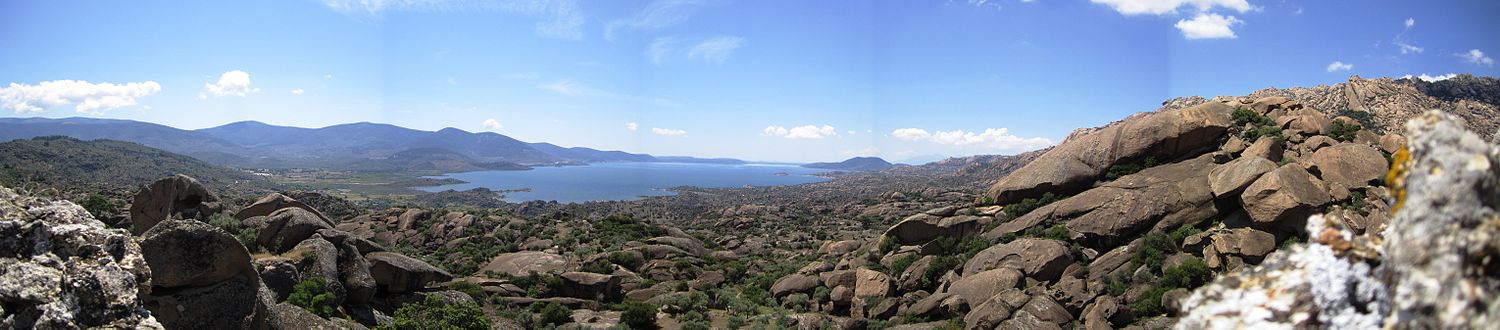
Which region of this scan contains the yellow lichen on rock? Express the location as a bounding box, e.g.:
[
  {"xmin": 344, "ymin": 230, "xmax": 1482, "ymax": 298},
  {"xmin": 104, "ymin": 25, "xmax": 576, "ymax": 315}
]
[{"xmin": 1386, "ymin": 145, "xmax": 1410, "ymax": 213}]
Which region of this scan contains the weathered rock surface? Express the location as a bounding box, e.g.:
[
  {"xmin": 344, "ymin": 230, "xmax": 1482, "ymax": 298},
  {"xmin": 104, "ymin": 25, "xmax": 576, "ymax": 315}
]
[
  {"xmin": 129, "ymin": 174, "xmax": 223, "ymax": 235},
  {"xmin": 1208, "ymin": 156, "xmax": 1276, "ymax": 197},
  {"xmin": 0, "ymin": 185, "xmax": 161, "ymax": 329},
  {"xmin": 482, "ymin": 251, "xmax": 573, "ymax": 277},
  {"xmin": 962, "ymin": 238, "xmax": 1072, "ymax": 280},
  {"xmin": 1239, "ymin": 164, "xmax": 1331, "ymax": 225},
  {"xmin": 140, "ymin": 219, "xmax": 255, "ymax": 288},
  {"xmin": 256, "ymin": 207, "xmax": 335, "ymax": 253},
  {"xmin": 1307, "ymin": 143, "xmax": 1389, "ymax": 188},
  {"xmin": 235, "ymin": 192, "xmax": 332, "ymax": 225},
  {"xmin": 987, "ymin": 101, "xmax": 1233, "ymax": 204},
  {"xmin": 366, "ymin": 251, "xmax": 453, "ymax": 294}
]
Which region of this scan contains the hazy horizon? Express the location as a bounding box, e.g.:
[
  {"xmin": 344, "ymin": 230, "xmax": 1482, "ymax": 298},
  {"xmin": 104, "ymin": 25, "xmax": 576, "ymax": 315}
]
[{"xmin": 3, "ymin": 0, "xmax": 1498, "ymax": 162}]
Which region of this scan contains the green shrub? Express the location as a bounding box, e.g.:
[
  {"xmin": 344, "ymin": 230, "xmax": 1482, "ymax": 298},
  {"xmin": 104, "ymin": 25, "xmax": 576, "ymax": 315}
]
[
  {"xmin": 1129, "ymin": 286, "xmax": 1169, "ymax": 316},
  {"xmin": 286, "ymin": 277, "xmax": 336, "ymax": 318},
  {"xmin": 888, "ymin": 253, "xmax": 919, "ymax": 277},
  {"xmin": 80, "ymin": 193, "xmax": 114, "ymax": 219},
  {"xmin": 1159, "ymin": 258, "xmax": 1212, "ymax": 289},
  {"xmin": 382, "ymin": 295, "xmax": 491, "ymax": 330},
  {"xmin": 878, "ymin": 236, "xmax": 900, "ymax": 254},
  {"xmin": 1003, "ymin": 192, "xmax": 1060, "ymax": 219},
  {"xmin": 619, "ymin": 301, "xmax": 659, "ymax": 330},
  {"xmin": 449, "ymin": 281, "xmax": 486, "ymax": 302},
  {"xmin": 1132, "ymin": 232, "xmax": 1176, "ymax": 272},
  {"xmin": 533, "ymin": 301, "xmax": 572, "ymax": 326},
  {"xmin": 922, "ymin": 256, "xmax": 960, "ymax": 288},
  {"xmin": 1329, "ymin": 119, "xmax": 1361, "ymax": 142},
  {"xmin": 609, "ymin": 251, "xmax": 643, "ymax": 270},
  {"xmin": 1105, "ymin": 156, "xmax": 1157, "ymax": 180},
  {"xmin": 207, "ymin": 212, "xmax": 259, "ymax": 252},
  {"xmin": 581, "ymin": 259, "xmax": 614, "ymax": 274},
  {"xmin": 1232, "ymin": 107, "xmax": 1284, "ymax": 142},
  {"xmin": 1168, "ymin": 224, "xmax": 1202, "ymax": 245}
]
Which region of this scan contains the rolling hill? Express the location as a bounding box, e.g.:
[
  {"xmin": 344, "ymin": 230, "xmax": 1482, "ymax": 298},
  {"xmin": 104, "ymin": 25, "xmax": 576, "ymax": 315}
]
[{"xmin": 0, "ymin": 136, "xmax": 273, "ymax": 193}]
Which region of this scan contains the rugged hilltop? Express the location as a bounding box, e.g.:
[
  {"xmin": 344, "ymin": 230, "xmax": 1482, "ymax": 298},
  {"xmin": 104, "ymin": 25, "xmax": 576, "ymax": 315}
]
[{"xmin": 2, "ymin": 75, "xmax": 1499, "ymax": 329}]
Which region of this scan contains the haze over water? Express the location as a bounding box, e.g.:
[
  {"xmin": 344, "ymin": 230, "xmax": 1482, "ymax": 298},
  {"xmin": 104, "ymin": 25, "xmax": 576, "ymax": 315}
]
[{"xmin": 418, "ymin": 162, "xmax": 831, "ymax": 203}]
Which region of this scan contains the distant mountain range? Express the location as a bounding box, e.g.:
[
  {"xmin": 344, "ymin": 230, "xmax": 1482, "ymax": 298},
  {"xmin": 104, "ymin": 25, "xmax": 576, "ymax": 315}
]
[
  {"xmin": 0, "ymin": 117, "xmax": 742, "ymax": 172},
  {"xmin": 801, "ymin": 156, "xmax": 895, "ymax": 171},
  {"xmin": 0, "ymin": 136, "xmax": 274, "ymax": 194}
]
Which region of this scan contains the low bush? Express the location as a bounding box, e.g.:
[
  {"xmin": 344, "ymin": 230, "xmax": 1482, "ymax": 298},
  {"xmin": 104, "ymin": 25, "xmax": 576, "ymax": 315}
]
[
  {"xmin": 382, "ymin": 295, "xmax": 491, "ymax": 330},
  {"xmin": 533, "ymin": 301, "xmax": 572, "ymax": 326},
  {"xmin": 619, "ymin": 301, "xmax": 659, "ymax": 330},
  {"xmin": 1132, "ymin": 232, "xmax": 1176, "ymax": 271},
  {"xmin": 286, "ymin": 277, "xmax": 336, "ymax": 318}
]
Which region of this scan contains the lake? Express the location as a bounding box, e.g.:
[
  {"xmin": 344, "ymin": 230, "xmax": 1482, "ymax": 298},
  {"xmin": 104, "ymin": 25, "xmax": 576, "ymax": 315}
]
[{"xmin": 416, "ymin": 162, "xmax": 831, "ymax": 203}]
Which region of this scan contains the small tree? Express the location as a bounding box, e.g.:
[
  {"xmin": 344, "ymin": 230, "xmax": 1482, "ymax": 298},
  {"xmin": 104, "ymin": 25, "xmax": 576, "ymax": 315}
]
[
  {"xmin": 382, "ymin": 296, "xmax": 491, "ymax": 330},
  {"xmin": 533, "ymin": 301, "xmax": 572, "ymax": 326},
  {"xmin": 286, "ymin": 277, "xmax": 336, "ymax": 318},
  {"xmin": 619, "ymin": 301, "xmax": 659, "ymax": 330}
]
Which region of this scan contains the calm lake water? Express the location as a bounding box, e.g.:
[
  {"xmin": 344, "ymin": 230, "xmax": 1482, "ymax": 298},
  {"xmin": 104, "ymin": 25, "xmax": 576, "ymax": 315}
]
[{"xmin": 416, "ymin": 162, "xmax": 830, "ymax": 203}]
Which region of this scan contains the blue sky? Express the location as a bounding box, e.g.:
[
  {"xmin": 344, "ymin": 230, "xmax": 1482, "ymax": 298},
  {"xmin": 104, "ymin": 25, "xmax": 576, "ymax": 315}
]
[{"xmin": 2, "ymin": 0, "xmax": 1497, "ymax": 163}]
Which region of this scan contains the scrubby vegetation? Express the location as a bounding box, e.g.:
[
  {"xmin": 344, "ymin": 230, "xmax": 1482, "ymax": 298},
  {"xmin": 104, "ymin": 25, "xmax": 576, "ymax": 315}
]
[
  {"xmin": 1105, "ymin": 156, "xmax": 1158, "ymax": 180},
  {"xmin": 1329, "ymin": 119, "xmax": 1362, "ymax": 142},
  {"xmin": 286, "ymin": 277, "xmax": 337, "ymax": 318},
  {"xmin": 1232, "ymin": 108, "xmax": 1284, "ymax": 142},
  {"xmin": 381, "ymin": 296, "xmax": 491, "ymax": 330}
]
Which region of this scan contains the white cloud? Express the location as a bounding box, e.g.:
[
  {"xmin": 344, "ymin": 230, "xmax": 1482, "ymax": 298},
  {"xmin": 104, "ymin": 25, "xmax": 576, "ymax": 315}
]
[
  {"xmin": 626, "ymin": 122, "xmax": 639, "ymax": 131},
  {"xmin": 1326, "ymin": 61, "xmax": 1353, "ymax": 72},
  {"xmin": 1402, "ymin": 73, "xmax": 1458, "ymax": 82},
  {"xmin": 539, "ymin": 79, "xmax": 680, "ymax": 107},
  {"xmin": 1396, "ymin": 42, "xmax": 1424, "ymax": 54},
  {"xmin": 291, "ymin": 88, "xmax": 305, "ymax": 95},
  {"xmin": 890, "ymin": 128, "xmax": 1053, "ymax": 152},
  {"xmin": 204, "ymin": 70, "xmax": 259, "ymax": 97},
  {"xmin": 0, "ymin": 80, "xmax": 162, "ymax": 114},
  {"xmin": 324, "ymin": 74, "xmax": 334, "ymax": 79},
  {"xmin": 604, "ymin": 0, "xmax": 711, "ymax": 41},
  {"xmin": 1174, "ymin": 13, "xmax": 1242, "ymax": 39},
  {"xmin": 1459, "ymin": 49, "xmax": 1495, "ymax": 67},
  {"xmin": 321, "ymin": 0, "xmax": 583, "ymax": 39},
  {"xmin": 1405, "ymin": 17, "xmax": 1415, "ymax": 28},
  {"xmin": 687, "ymin": 36, "xmax": 746, "ymax": 64},
  {"xmin": 482, "ymin": 118, "xmax": 502, "ymax": 130},
  {"xmin": 652, "ymin": 127, "xmax": 687, "ymax": 136},
  {"xmin": 764, "ymin": 124, "xmax": 838, "ymax": 139},
  {"xmin": 1090, "ymin": 0, "xmax": 1252, "ymax": 16}
]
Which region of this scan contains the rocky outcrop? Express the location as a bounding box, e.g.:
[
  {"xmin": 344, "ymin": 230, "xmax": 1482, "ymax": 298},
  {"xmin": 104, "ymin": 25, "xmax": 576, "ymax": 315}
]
[
  {"xmin": 1307, "ymin": 143, "xmax": 1389, "ymax": 188},
  {"xmin": 0, "ymin": 185, "xmax": 161, "ymax": 329},
  {"xmin": 255, "ymin": 207, "xmax": 335, "ymax": 253},
  {"xmin": 138, "ymin": 219, "xmax": 267, "ymax": 329},
  {"xmin": 235, "ymin": 192, "xmax": 332, "ymax": 225},
  {"xmin": 128, "ymin": 174, "xmax": 223, "ymax": 235},
  {"xmin": 961, "ymin": 238, "xmax": 1072, "ymax": 280},
  {"xmin": 366, "ymin": 251, "xmax": 453, "ymax": 294},
  {"xmin": 986, "ymin": 102, "xmax": 1233, "ymax": 204},
  {"xmin": 1239, "ymin": 164, "xmax": 1332, "ymax": 226},
  {"xmin": 1178, "ymin": 110, "xmax": 1500, "ymax": 328},
  {"xmin": 482, "ymin": 251, "xmax": 574, "ymax": 277}
]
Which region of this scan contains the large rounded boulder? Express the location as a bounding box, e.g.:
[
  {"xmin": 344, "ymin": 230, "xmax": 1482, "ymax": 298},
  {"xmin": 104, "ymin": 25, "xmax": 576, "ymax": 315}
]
[
  {"xmin": 129, "ymin": 175, "xmax": 223, "ymax": 235},
  {"xmin": 1239, "ymin": 164, "xmax": 1332, "ymax": 225},
  {"xmin": 987, "ymin": 102, "xmax": 1233, "ymax": 204},
  {"xmin": 1308, "ymin": 143, "xmax": 1389, "ymax": 189},
  {"xmin": 255, "ymin": 207, "xmax": 334, "ymax": 253},
  {"xmin": 139, "ymin": 219, "xmax": 254, "ymax": 288},
  {"xmin": 963, "ymin": 238, "xmax": 1073, "ymax": 281},
  {"xmin": 366, "ymin": 251, "xmax": 453, "ymax": 294}
]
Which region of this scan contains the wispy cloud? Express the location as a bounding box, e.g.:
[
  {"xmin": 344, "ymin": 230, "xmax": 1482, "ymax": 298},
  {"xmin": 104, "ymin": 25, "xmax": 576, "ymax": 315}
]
[
  {"xmin": 0, "ymin": 80, "xmax": 161, "ymax": 114},
  {"xmin": 625, "ymin": 122, "xmax": 639, "ymax": 131},
  {"xmin": 652, "ymin": 127, "xmax": 687, "ymax": 136},
  {"xmin": 203, "ymin": 70, "xmax": 259, "ymax": 98},
  {"xmin": 764, "ymin": 124, "xmax": 838, "ymax": 139},
  {"xmin": 891, "ymin": 127, "xmax": 1052, "ymax": 152},
  {"xmin": 539, "ymin": 79, "xmax": 680, "ymax": 107},
  {"xmin": 1174, "ymin": 13, "xmax": 1242, "ymax": 39},
  {"xmin": 687, "ymin": 37, "xmax": 746, "ymax": 64},
  {"xmin": 647, "ymin": 36, "xmax": 746, "ymax": 65},
  {"xmin": 1326, "ymin": 61, "xmax": 1353, "ymax": 72},
  {"xmin": 604, "ymin": 0, "xmax": 713, "ymax": 41},
  {"xmin": 320, "ymin": 0, "xmax": 585, "ymax": 39},
  {"xmin": 1394, "ymin": 17, "xmax": 1423, "ymax": 54},
  {"xmin": 291, "ymin": 88, "xmax": 305, "ymax": 95},
  {"xmin": 1459, "ymin": 49, "xmax": 1495, "ymax": 67},
  {"xmin": 1090, "ymin": 0, "xmax": 1252, "ymax": 16}
]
